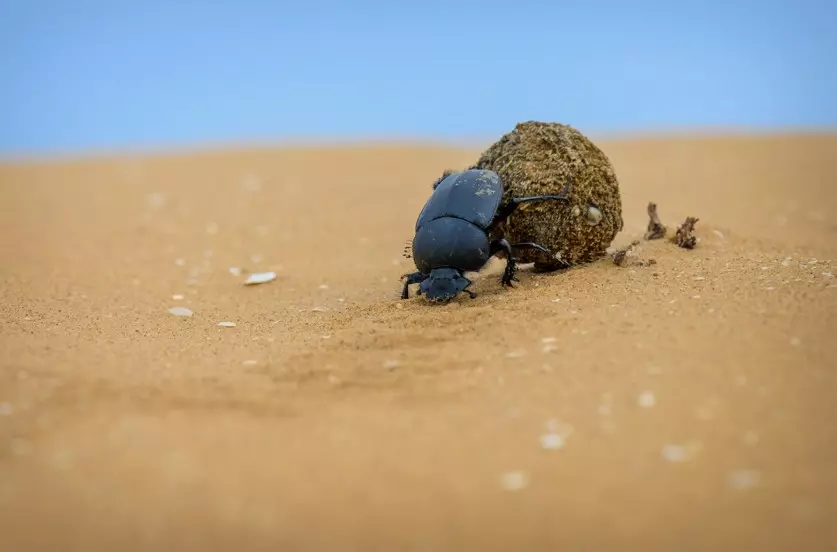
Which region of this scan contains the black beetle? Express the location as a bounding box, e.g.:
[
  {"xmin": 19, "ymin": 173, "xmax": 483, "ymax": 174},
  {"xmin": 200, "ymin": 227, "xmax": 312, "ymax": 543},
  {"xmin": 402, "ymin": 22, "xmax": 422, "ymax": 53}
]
[{"xmin": 400, "ymin": 168, "xmax": 572, "ymax": 303}]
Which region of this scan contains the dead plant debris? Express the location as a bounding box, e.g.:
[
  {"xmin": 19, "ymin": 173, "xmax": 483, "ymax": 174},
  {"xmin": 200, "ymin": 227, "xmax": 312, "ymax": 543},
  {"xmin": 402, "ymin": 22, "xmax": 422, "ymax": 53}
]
[
  {"xmin": 674, "ymin": 217, "xmax": 700, "ymax": 249},
  {"xmin": 644, "ymin": 202, "xmax": 667, "ymax": 240},
  {"xmin": 612, "ymin": 241, "xmax": 657, "ymax": 267}
]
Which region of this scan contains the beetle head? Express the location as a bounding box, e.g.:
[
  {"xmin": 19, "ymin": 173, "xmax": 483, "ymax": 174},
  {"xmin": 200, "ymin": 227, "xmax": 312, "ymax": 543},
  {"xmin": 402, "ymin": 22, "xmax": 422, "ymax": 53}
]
[{"xmin": 420, "ymin": 268, "xmax": 471, "ymax": 303}]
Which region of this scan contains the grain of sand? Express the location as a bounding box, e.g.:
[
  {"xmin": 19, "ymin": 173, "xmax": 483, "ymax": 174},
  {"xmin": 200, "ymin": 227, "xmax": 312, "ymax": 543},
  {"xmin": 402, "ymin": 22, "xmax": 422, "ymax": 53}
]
[{"xmin": 1, "ymin": 135, "xmax": 836, "ymax": 551}]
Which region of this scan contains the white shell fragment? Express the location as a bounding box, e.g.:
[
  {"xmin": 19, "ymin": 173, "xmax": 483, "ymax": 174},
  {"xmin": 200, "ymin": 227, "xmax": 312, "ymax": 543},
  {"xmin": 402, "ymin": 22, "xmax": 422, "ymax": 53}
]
[
  {"xmin": 540, "ymin": 433, "xmax": 565, "ymax": 450},
  {"xmin": 244, "ymin": 271, "xmax": 277, "ymax": 285},
  {"xmin": 638, "ymin": 391, "xmax": 656, "ymax": 408},
  {"xmin": 218, "ymin": 321, "xmax": 236, "ymax": 327},
  {"xmin": 168, "ymin": 307, "xmax": 193, "ymax": 317},
  {"xmin": 500, "ymin": 470, "xmax": 530, "ymax": 491}
]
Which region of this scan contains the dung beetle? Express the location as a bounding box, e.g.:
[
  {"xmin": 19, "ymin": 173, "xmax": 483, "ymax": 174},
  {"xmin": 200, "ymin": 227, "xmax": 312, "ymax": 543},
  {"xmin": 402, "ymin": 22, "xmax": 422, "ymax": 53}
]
[{"xmin": 400, "ymin": 169, "xmax": 572, "ymax": 303}]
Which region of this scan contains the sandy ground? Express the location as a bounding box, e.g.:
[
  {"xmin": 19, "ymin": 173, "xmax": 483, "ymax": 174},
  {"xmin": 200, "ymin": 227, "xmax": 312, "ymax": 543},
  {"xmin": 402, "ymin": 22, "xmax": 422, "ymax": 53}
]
[{"xmin": 1, "ymin": 133, "xmax": 836, "ymax": 551}]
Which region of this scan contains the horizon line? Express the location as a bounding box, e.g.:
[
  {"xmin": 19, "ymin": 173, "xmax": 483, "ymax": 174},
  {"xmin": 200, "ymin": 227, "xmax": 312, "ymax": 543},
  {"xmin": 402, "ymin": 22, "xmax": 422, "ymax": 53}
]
[{"xmin": 2, "ymin": 124, "xmax": 836, "ymax": 166}]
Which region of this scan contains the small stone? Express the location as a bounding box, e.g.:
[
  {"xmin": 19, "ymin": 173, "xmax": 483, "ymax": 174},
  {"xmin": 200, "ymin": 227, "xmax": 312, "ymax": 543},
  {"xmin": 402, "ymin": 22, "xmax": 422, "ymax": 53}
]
[
  {"xmin": 638, "ymin": 391, "xmax": 656, "ymax": 408},
  {"xmin": 500, "ymin": 470, "xmax": 529, "ymax": 491},
  {"xmin": 321, "ymin": 335, "xmax": 332, "ymax": 339},
  {"xmin": 541, "ymin": 337, "xmax": 557, "ymax": 343},
  {"xmin": 172, "ymin": 294, "xmax": 185, "ymax": 300},
  {"xmin": 217, "ymin": 321, "xmax": 236, "ymax": 328},
  {"xmin": 168, "ymin": 306, "xmax": 193, "ymax": 317},
  {"xmin": 540, "ymin": 433, "xmax": 565, "ymax": 450},
  {"xmin": 542, "ymin": 345, "xmax": 557, "ymax": 353},
  {"xmin": 242, "ymin": 360, "xmax": 258, "ymax": 366},
  {"xmin": 727, "ymin": 469, "xmax": 761, "ymax": 490},
  {"xmin": 395, "ymin": 303, "xmax": 404, "ymax": 310},
  {"xmin": 319, "ymin": 284, "xmax": 329, "ymax": 290},
  {"xmin": 146, "ymin": 192, "xmax": 167, "ymax": 208},
  {"xmin": 661, "ymin": 444, "xmax": 687, "ymax": 462}
]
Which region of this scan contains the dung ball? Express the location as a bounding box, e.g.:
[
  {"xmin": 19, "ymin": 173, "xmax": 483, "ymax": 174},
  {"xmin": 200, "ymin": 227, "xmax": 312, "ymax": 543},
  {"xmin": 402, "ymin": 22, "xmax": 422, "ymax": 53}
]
[{"xmin": 468, "ymin": 121, "xmax": 623, "ymax": 271}]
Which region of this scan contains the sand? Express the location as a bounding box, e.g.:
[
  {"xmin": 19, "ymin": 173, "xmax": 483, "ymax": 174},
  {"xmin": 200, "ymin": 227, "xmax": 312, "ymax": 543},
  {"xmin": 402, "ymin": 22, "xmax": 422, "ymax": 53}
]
[{"xmin": 1, "ymin": 134, "xmax": 836, "ymax": 551}]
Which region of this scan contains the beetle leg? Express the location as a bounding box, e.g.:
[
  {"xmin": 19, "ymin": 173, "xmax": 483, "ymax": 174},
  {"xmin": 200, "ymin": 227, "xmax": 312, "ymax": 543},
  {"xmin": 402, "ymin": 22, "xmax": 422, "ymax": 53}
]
[
  {"xmin": 510, "ymin": 241, "xmax": 553, "ymax": 256},
  {"xmin": 489, "ymin": 238, "xmax": 519, "ymax": 288},
  {"xmin": 488, "ymin": 179, "xmax": 573, "ymax": 230},
  {"xmin": 400, "ymin": 271, "xmax": 427, "ymax": 299}
]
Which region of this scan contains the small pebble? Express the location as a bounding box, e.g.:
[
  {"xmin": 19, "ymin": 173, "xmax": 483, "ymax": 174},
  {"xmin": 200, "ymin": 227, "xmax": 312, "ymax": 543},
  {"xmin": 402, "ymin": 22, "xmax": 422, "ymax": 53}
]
[
  {"xmin": 172, "ymin": 294, "xmax": 185, "ymax": 300},
  {"xmin": 319, "ymin": 284, "xmax": 329, "ymax": 290},
  {"xmin": 168, "ymin": 306, "xmax": 193, "ymax": 317},
  {"xmin": 218, "ymin": 321, "xmax": 236, "ymax": 328},
  {"xmin": 661, "ymin": 444, "xmax": 687, "ymax": 462},
  {"xmin": 500, "ymin": 470, "xmax": 529, "ymax": 491},
  {"xmin": 638, "ymin": 391, "xmax": 656, "ymax": 408},
  {"xmin": 541, "ymin": 337, "xmax": 557, "ymax": 344},
  {"xmin": 540, "ymin": 433, "xmax": 565, "ymax": 450},
  {"xmin": 542, "ymin": 345, "xmax": 557, "ymax": 353},
  {"xmin": 727, "ymin": 469, "xmax": 761, "ymax": 490},
  {"xmin": 242, "ymin": 360, "xmax": 258, "ymax": 366}
]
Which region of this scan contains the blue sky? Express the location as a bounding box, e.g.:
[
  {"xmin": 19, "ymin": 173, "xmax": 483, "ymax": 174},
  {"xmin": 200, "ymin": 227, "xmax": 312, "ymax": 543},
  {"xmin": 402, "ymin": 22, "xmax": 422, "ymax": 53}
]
[{"xmin": 1, "ymin": 0, "xmax": 835, "ymax": 157}]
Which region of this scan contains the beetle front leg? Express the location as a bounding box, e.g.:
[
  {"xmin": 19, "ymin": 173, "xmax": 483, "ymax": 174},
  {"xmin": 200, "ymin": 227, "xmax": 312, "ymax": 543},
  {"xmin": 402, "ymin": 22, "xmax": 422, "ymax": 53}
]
[{"xmin": 400, "ymin": 271, "xmax": 427, "ymax": 299}]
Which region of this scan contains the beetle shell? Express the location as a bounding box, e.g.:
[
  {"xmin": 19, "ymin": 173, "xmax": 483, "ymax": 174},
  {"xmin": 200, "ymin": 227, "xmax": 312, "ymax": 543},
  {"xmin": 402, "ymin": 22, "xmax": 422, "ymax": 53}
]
[
  {"xmin": 412, "ymin": 217, "xmax": 491, "ymax": 274},
  {"xmin": 415, "ymin": 169, "xmax": 503, "ymax": 232}
]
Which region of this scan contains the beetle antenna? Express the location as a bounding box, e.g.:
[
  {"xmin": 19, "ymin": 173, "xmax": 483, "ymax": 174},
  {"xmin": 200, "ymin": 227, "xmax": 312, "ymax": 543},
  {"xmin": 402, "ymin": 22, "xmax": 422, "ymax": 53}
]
[{"xmin": 402, "ymin": 237, "xmax": 413, "ymax": 259}]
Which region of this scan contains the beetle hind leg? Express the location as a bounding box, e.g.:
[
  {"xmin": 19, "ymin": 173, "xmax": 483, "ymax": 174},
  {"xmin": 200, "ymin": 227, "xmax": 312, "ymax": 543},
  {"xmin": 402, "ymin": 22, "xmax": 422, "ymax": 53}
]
[{"xmin": 488, "ymin": 178, "xmax": 574, "ymax": 229}]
